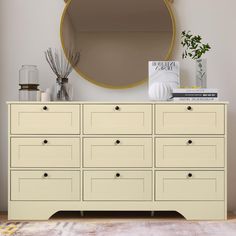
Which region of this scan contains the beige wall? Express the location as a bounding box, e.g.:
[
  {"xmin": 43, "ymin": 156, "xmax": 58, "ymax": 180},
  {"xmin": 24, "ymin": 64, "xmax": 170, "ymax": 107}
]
[{"xmin": 0, "ymin": 0, "xmax": 236, "ymax": 212}]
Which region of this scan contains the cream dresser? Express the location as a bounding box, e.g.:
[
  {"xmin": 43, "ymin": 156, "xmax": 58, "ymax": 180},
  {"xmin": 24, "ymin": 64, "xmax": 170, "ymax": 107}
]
[{"xmin": 8, "ymin": 101, "xmax": 227, "ymax": 220}]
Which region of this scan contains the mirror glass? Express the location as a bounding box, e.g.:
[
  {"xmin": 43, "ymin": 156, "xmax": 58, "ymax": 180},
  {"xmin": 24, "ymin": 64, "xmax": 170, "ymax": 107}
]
[{"xmin": 61, "ymin": 0, "xmax": 175, "ymax": 88}]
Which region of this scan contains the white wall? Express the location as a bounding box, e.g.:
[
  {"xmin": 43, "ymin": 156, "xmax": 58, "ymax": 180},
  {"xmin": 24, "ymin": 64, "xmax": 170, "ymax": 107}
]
[{"xmin": 0, "ymin": 0, "xmax": 236, "ymax": 212}]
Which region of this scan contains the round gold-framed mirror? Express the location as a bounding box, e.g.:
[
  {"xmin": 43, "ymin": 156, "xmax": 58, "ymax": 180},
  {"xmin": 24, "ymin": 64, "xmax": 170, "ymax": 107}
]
[{"xmin": 61, "ymin": 0, "xmax": 176, "ymax": 89}]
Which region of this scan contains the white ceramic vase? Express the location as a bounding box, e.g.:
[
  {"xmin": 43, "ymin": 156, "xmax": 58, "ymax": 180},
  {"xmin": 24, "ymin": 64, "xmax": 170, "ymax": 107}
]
[{"xmin": 149, "ymin": 82, "xmax": 173, "ymax": 101}]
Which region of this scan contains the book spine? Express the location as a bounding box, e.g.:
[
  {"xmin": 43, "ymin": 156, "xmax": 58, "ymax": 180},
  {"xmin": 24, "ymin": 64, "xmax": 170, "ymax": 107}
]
[
  {"xmin": 173, "ymin": 97, "xmax": 219, "ymax": 101},
  {"xmin": 173, "ymin": 89, "xmax": 219, "ymax": 93},
  {"xmin": 172, "ymin": 93, "xmax": 218, "ymax": 98}
]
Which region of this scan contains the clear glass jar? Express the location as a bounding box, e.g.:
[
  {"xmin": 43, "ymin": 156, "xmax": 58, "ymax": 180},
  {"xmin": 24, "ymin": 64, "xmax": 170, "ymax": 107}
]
[
  {"xmin": 53, "ymin": 78, "xmax": 73, "ymax": 101},
  {"xmin": 19, "ymin": 65, "xmax": 39, "ymax": 101}
]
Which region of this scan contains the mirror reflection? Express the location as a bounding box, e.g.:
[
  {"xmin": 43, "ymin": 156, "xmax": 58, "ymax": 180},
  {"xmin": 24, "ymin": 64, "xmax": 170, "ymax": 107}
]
[{"xmin": 61, "ymin": 0, "xmax": 175, "ymax": 88}]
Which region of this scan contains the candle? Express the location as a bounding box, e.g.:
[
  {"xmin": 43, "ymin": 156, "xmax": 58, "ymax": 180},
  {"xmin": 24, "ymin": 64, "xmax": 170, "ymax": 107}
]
[{"xmin": 41, "ymin": 92, "xmax": 50, "ymax": 102}]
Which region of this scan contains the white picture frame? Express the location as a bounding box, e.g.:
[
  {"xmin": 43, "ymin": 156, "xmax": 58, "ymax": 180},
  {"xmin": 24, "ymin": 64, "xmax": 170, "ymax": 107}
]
[{"xmin": 149, "ymin": 61, "xmax": 180, "ymax": 100}]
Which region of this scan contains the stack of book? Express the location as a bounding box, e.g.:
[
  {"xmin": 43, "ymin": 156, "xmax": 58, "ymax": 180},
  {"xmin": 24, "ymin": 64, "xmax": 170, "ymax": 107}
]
[{"xmin": 172, "ymin": 88, "xmax": 219, "ymax": 101}]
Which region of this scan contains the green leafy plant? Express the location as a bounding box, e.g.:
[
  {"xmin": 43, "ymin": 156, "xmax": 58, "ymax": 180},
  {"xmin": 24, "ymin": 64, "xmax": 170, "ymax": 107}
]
[{"xmin": 181, "ymin": 31, "xmax": 211, "ymax": 60}]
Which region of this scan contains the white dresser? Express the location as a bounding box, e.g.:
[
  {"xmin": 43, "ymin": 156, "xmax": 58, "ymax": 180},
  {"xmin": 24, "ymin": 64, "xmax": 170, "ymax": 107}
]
[{"xmin": 8, "ymin": 102, "xmax": 227, "ymax": 220}]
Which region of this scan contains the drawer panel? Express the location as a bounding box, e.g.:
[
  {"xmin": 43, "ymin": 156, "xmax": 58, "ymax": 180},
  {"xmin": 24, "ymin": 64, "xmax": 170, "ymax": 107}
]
[
  {"xmin": 155, "ymin": 105, "xmax": 224, "ymax": 134},
  {"xmin": 11, "ymin": 105, "xmax": 80, "ymax": 134},
  {"xmin": 11, "ymin": 138, "xmax": 80, "ymax": 168},
  {"xmin": 155, "ymin": 138, "xmax": 224, "ymax": 168},
  {"xmin": 83, "ymin": 104, "xmax": 152, "ymax": 134},
  {"xmin": 11, "ymin": 171, "xmax": 80, "ymax": 200},
  {"xmin": 84, "ymin": 171, "xmax": 152, "ymax": 201},
  {"xmin": 155, "ymin": 171, "xmax": 224, "ymax": 201},
  {"xmin": 83, "ymin": 138, "xmax": 152, "ymax": 167}
]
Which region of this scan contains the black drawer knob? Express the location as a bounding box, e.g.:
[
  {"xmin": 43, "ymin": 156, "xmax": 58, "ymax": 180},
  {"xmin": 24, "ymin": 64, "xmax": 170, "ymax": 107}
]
[
  {"xmin": 188, "ymin": 173, "xmax": 192, "ymax": 178},
  {"xmin": 44, "ymin": 173, "xmax": 48, "ymax": 178},
  {"xmin": 116, "ymin": 140, "xmax": 121, "ymax": 144},
  {"xmin": 43, "ymin": 140, "xmax": 48, "ymax": 144},
  {"xmin": 187, "ymin": 106, "xmax": 192, "ymax": 111},
  {"xmin": 43, "ymin": 106, "xmax": 48, "ymax": 111},
  {"xmin": 188, "ymin": 140, "xmax": 192, "ymax": 144},
  {"xmin": 115, "ymin": 106, "xmax": 120, "ymax": 111},
  {"xmin": 116, "ymin": 173, "xmax": 120, "ymax": 178}
]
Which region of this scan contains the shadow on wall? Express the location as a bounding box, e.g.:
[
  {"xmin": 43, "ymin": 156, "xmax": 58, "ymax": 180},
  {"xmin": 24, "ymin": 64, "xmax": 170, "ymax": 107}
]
[
  {"xmin": 0, "ymin": 89, "xmax": 11, "ymax": 213},
  {"xmin": 0, "ymin": 40, "xmax": 10, "ymax": 212},
  {"xmin": 227, "ymin": 109, "xmax": 236, "ymax": 211}
]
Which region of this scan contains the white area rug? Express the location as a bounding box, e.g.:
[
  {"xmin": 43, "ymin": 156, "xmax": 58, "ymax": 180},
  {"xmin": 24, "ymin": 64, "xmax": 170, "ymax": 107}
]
[{"xmin": 1, "ymin": 221, "xmax": 236, "ymax": 236}]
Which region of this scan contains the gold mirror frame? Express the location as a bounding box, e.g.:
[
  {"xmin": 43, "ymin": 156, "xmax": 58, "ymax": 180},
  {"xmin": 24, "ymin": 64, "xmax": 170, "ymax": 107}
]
[{"xmin": 60, "ymin": 0, "xmax": 176, "ymax": 89}]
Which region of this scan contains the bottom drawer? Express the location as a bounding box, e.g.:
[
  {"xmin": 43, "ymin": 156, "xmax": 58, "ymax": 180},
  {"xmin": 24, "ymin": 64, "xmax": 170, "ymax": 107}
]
[
  {"xmin": 11, "ymin": 171, "xmax": 80, "ymax": 201},
  {"xmin": 84, "ymin": 171, "xmax": 152, "ymax": 201},
  {"xmin": 155, "ymin": 171, "xmax": 224, "ymax": 201}
]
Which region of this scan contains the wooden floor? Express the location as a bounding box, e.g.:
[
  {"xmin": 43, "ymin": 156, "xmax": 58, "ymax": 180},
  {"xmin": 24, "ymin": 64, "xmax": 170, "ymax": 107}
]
[{"xmin": 1, "ymin": 211, "xmax": 236, "ymax": 222}]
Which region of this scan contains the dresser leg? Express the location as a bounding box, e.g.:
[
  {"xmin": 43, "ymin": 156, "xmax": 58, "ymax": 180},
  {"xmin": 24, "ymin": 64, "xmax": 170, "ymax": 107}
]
[
  {"xmin": 151, "ymin": 211, "xmax": 155, "ymax": 217},
  {"xmin": 80, "ymin": 211, "xmax": 84, "ymax": 217}
]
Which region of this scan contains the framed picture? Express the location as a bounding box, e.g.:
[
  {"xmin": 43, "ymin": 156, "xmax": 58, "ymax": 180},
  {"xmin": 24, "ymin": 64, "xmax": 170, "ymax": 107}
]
[{"xmin": 149, "ymin": 61, "xmax": 180, "ymax": 100}]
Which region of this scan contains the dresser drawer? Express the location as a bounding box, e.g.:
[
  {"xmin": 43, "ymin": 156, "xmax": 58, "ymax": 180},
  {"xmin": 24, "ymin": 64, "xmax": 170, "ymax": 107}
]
[
  {"xmin": 155, "ymin": 138, "xmax": 224, "ymax": 168},
  {"xmin": 11, "ymin": 105, "xmax": 80, "ymax": 134},
  {"xmin": 11, "ymin": 171, "xmax": 80, "ymax": 201},
  {"xmin": 83, "ymin": 138, "xmax": 152, "ymax": 167},
  {"xmin": 83, "ymin": 104, "xmax": 152, "ymax": 134},
  {"xmin": 155, "ymin": 104, "xmax": 224, "ymax": 134},
  {"xmin": 155, "ymin": 171, "xmax": 224, "ymax": 201},
  {"xmin": 11, "ymin": 138, "xmax": 80, "ymax": 168},
  {"xmin": 83, "ymin": 171, "xmax": 152, "ymax": 201}
]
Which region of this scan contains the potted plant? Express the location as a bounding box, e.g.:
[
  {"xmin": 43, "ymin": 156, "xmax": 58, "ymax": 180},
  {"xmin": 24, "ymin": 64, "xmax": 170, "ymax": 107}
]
[{"xmin": 181, "ymin": 31, "xmax": 211, "ymax": 88}]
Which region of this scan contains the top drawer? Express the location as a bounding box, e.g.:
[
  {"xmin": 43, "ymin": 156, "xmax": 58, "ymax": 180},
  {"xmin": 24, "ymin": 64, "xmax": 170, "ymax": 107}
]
[
  {"xmin": 83, "ymin": 104, "xmax": 152, "ymax": 134},
  {"xmin": 155, "ymin": 104, "xmax": 225, "ymax": 135},
  {"xmin": 10, "ymin": 105, "xmax": 80, "ymax": 134}
]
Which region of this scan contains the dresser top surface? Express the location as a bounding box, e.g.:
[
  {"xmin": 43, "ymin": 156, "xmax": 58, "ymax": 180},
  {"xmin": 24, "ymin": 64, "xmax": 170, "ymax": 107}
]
[{"xmin": 7, "ymin": 101, "xmax": 229, "ymax": 105}]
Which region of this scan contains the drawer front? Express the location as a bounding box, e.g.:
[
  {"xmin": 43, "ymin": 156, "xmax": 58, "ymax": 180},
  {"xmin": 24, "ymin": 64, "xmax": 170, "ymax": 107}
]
[
  {"xmin": 155, "ymin": 138, "xmax": 224, "ymax": 168},
  {"xmin": 83, "ymin": 138, "xmax": 152, "ymax": 167},
  {"xmin": 11, "ymin": 171, "xmax": 80, "ymax": 200},
  {"xmin": 11, "ymin": 105, "xmax": 80, "ymax": 134},
  {"xmin": 83, "ymin": 104, "xmax": 152, "ymax": 134},
  {"xmin": 155, "ymin": 105, "xmax": 224, "ymax": 134},
  {"xmin": 84, "ymin": 171, "xmax": 152, "ymax": 201},
  {"xmin": 155, "ymin": 171, "xmax": 224, "ymax": 201},
  {"xmin": 11, "ymin": 138, "xmax": 80, "ymax": 168}
]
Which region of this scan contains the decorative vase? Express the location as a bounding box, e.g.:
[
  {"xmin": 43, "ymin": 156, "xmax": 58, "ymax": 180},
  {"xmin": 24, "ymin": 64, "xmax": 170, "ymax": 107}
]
[
  {"xmin": 149, "ymin": 82, "xmax": 173, "ymax": 101},
  {"xmin": 19, "ymin": 65, "xmax": 40, "ymax": 101},
  {"xmin": 53, "ymin": 78, "xmax": 73, "ymax": 101},
  {"xmin": 196, "ymin": 58, "xmax": 207, "ymax": 88}
]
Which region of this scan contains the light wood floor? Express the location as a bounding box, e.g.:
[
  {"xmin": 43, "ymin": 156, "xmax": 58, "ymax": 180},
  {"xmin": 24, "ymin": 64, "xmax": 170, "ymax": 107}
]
[{"xmin": 1, "ymin": 211, "xmax": 236, "ymax": 222}]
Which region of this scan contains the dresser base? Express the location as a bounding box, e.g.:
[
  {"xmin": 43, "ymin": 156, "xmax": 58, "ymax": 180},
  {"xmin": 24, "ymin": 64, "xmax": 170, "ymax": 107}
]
[{"xmin": 8, "ymin": 201, "xmax": 226, "ymax": 221}]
